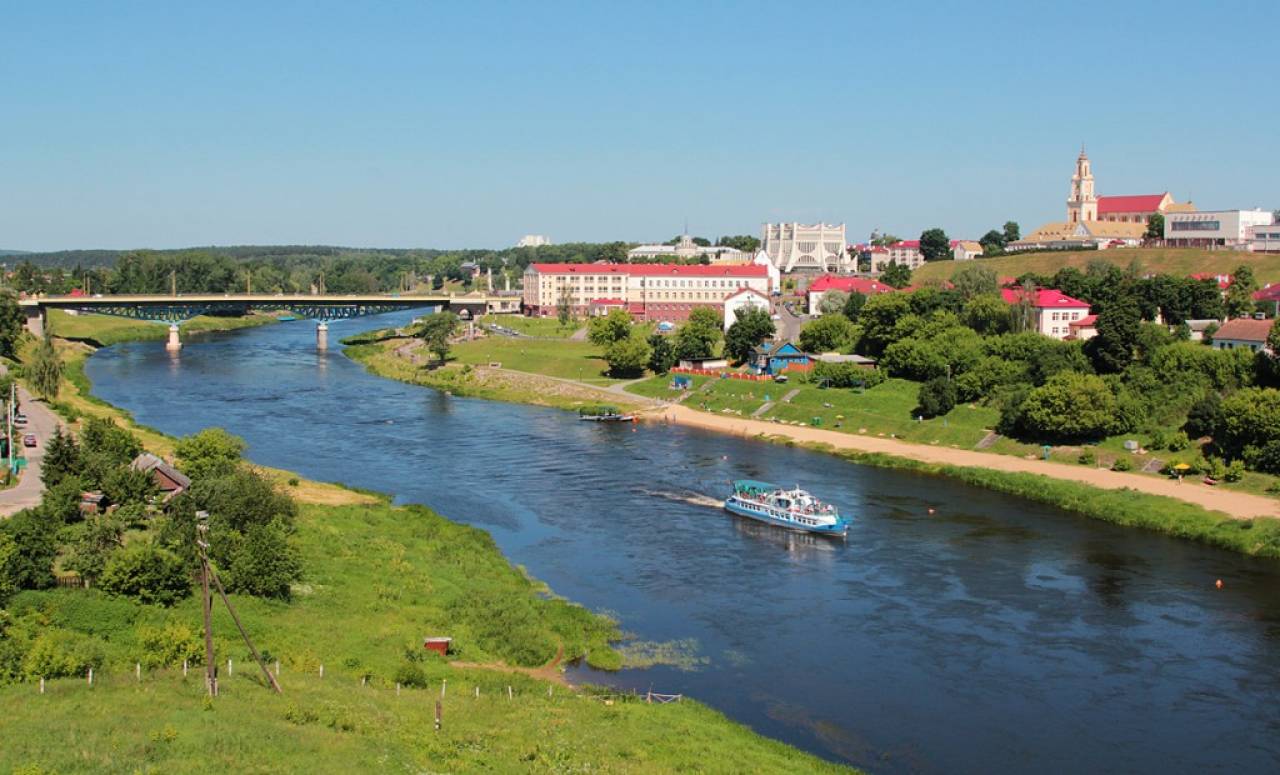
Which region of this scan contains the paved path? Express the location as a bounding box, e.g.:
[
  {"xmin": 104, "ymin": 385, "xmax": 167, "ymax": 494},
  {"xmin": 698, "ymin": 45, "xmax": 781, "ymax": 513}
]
[
  {"xmin": 657, "ymin": 405, "xmax": 1280, "ymax": 520},
  {"xmin": 0, "ymin": 372, "xmax": 63, "ymax": 517}
]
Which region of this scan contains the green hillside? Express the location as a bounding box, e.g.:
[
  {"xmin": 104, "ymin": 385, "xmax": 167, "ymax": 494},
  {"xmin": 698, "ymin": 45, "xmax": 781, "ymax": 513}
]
[{"xmin": 912, "ymin": 248, "xmax": 1280, "ymax": 285}]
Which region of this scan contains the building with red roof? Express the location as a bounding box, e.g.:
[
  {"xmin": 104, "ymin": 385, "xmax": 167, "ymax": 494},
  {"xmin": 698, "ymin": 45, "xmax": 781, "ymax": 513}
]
[
  {"xmin": 806, "ymin": 275, "xmax": 897, "ymax": 314},
  {"xmin": 1000, "ymin": 287, "xmax": 1092, "ymax": 339},
  {"xmin": 1212, "ymin": 317, "xmax": 1274, "ymax": 354},
  {"xmin": 522, "ymin": 263, "xmax": 770, "ymax": 322}
]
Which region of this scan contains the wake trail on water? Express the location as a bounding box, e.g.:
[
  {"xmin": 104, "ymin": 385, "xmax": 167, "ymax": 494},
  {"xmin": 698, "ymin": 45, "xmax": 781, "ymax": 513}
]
[{"xmin": 632, "ymin": 487, "xmax": 724, "ymax": 510}]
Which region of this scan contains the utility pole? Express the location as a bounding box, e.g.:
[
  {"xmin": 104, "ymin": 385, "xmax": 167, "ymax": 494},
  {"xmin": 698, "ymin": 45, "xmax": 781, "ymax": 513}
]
[
  {"xmin": 196, "ymin": 512, "xmax": 217, "ymax": 697},
  {"xmin": 194, "ymin": 510, "xmax": 282, "ymax": 697},
  {"xmin": 6, "ymin": 382, "xmax": 12, "ymax": 475}
]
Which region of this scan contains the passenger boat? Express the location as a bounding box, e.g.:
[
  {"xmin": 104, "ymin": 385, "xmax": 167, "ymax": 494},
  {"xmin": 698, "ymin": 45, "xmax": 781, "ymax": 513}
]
[
  {"xmin": 724, "ymin": 480, "xmax": 850, "ymax": 537},
  {"xmin": 577, "ymin": 405, "xmax": 635, "ymax": 422}
]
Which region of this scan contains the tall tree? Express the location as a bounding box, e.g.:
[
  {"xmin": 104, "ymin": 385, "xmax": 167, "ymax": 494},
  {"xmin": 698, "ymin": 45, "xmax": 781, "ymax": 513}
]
[
  {"xmin": 843, "ymin": 291, "xmax": 868, "ymax": 322},
  {"xmin": 587, "ymin": 308, "xmax": 632, "ymax": 347},
  {"xmin": 673, "ymin": 308, "xmax": 723, "ymax": 360},
  {"xmin": 1089, "ymin": 294, "xmax": 1142, "ymax": 373},
  {"xmin": 1144, "ymin": 213, "xmax": 1165, "ymax": 241},
  {"xmin": 603, "ymin": 334, "xmax": 651, "ymax": 378},
  {"xmin": 0, "ymin": 291, "xmax": 25, "ymax": 359},
  {"xmin": 919, "ymin": 228, "xmax": 952, "ymax": 262},
  {"xmin": 646, "ymin": 333, "xmax": 676, "ymax": 375},
  {"xmin": 951, "ymin": 264, "xmax": 998, "ymax": 299},
  {"xmin": 415, "ymin": 311, "xmax": 459, "ymax": 365},
  {"xmin": 716, "ymin": 235, "xmax": 761, "ymax": 252},
  {"xmin": 979, "ymin": 230, "xmax": 1006, "ymax": 255},
  {"xmin": 556, "ymin": 285, "xmax": 573, "ymax": 327},
  {"xmin": 818, "ymin": 290, "xmax": 848, "ymax": 316},
  {"xmin": 880, "ymin": 262, "xmax": 912, "ymax": 289},
  {"xmin": 29, "ymin": 332, "xmax": 62, "ymax": 400},
  {"xmin": 1225, "ymin": 265, "xmax": 1259, "ymax": 319},
  {"xmin": 724, "ymin": 308, "xmax": 775, "ymax": 363},
  {"xmin": 1002, "ymin": 221, "xmax": 1021, "ymax": 244}
]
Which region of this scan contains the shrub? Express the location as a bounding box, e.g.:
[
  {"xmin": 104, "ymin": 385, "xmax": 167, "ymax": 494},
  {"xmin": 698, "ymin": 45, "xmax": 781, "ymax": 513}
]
[
  {"xmin": 98, "ymin": 544, "xmax": 191, "ymax": 606},
  {"xmin": 394, "ymin": 662, "xmax": 429, "ymax": 688},
  {"xmin": 1224, "ymin": 460, "xmax": 1246, "ymax": 483},
  {"xmin": 1244, "ymin": 440, "xmax": 1280, "ymax": 475},
  {"xmin": 1111, "ymin": 457, "xmax": 1133, "ymax": 472},
  {"xmin": 1077, "ymin": 450, "xmax": 1096, "ymax": 466},
  {"xmin": 137, "ymin": 621, "xmax": 203, "ymax": 668},
  {"xmin": 1165, "ymin": 431, "xmax": 1191, "ymax": 452},
  {"xmin": 1019, "ymin": 372, "xmax": 1124, "ymax": 441},
  {"xmin": 225, "ymin": 520, "xmax": 302, "ymax": 600},
  {"xmin": 175, "ymin": 428, "xmax": 246, "ymax": 481},
  {"xmin": 916, "ymin": 377, "xmax": 957, "ymax": 419},
  {"xmin": 22, "ymin": 629, "xmax": 103, "ymax": 679}
]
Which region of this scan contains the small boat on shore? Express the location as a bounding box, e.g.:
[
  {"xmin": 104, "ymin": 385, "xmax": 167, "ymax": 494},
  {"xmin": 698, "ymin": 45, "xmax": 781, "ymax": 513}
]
[
  {"xmin": 724, "ymin": 480, "xmax": 849, "ymax": 537},
  {"xmin": 578, "ymin": 405, "xmax": 635, "ymax": 423}
]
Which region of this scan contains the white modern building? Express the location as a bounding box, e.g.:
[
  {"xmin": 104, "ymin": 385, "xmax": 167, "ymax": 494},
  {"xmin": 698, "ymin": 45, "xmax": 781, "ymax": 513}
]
[
  {"xmin": 626, "ymin": 233, "xmax": 742, "ymax": 262},
  {"xmin": 1164, "ymin": 209, "xmax": 1274, "ymax": 248},
  {"xmin": 1252, "ymin": 222, "xmax": 1280, "ymax": 253},
  {"xmin": 516, "ymin": 234, "xmax": 552, "ymax": 248},
  {"xmin": 761, "ymin": 222, "xmax": 849, "ymax": 273}
]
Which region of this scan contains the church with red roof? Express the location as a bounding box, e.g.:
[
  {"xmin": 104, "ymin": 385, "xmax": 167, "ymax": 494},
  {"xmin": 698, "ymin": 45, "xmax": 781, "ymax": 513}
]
[{"xmin": 1012, "ymin": 149, "xmax": 1195, "ymax": 252}]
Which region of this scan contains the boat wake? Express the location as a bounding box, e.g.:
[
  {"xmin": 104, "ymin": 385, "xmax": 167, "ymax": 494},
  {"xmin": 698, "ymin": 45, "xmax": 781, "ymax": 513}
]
[{"xmin": 633, "ymin": 487, "xmax": 723, "ymax": 510}]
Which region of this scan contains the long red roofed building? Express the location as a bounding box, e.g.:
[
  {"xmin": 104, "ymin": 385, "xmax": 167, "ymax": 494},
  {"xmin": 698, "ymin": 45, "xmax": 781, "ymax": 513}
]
[{"xmin": 523, "ymin": 263, "xmax": 771, "ymax": 321}]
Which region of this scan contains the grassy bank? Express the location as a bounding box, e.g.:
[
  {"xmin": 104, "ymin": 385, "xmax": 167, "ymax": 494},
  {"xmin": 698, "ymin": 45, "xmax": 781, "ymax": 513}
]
[
  {"xmin": 346, "ymin": 338, "xmax": 647, "ymax": 413},
  {"xmin": 5, "ymin": 309, "xmax": 850, "ymax": 773},
  {"xmin": 46, "ymin": 308, "xmax": 279, "ymax": 347},
  {"xmin": 1, "ymin": 498, "xmax": 847, "ymax": 773},
  {"xmin": 911, "ymin": 248, "xmax": 1280, "ymax": 285},
  {"xmin": 792, "ymin": 441, "xmax": 1280, "ymax": 558}
]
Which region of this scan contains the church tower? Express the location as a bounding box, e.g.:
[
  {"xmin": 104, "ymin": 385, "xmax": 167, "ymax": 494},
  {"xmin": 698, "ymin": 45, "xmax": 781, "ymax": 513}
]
[{"xmin": 1067, "ymin": 147, "xmax": 1097, "ymax": 223}]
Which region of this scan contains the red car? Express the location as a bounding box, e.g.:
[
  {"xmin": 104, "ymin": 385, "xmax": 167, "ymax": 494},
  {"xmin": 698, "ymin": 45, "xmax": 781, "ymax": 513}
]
[{"xmin": 22, "ymin": 434, "xmax": 37, "ymax": 448}]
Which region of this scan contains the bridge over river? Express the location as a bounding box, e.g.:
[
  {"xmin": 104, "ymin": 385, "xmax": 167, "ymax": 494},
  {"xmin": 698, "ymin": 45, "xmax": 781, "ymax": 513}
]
[{"xmin": 19, "ymin": 292, "xmax": 520, "ymax": 349}]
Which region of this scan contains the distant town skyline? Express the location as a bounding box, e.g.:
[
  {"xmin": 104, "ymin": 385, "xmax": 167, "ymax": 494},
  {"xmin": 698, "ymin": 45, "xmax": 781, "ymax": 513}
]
[{"xmin": 2, "ymin": 1, "xmax": 1277, "ymax": 252}]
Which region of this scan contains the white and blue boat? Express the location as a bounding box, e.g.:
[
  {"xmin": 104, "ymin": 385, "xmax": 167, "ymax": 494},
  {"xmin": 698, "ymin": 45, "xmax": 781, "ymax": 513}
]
[{"xmin": 724, "ymin": 480, "xmax": 850, "ymax": 537}]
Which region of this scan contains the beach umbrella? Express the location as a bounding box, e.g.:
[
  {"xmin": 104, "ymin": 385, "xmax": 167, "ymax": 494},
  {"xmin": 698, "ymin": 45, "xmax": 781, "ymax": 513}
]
[{"xmin": 1173, "ymin": 463, "xmax": 1192, "ymax": 471}]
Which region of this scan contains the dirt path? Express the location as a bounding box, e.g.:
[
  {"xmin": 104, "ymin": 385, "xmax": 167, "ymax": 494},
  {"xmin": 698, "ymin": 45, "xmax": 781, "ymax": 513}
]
[
  {"xmin": 655, "ymin": 405, "xmax": 1280, "ymax": 520},
  {"xmin": 451, "ymin": 644, "xmax": 571, "ymax": 687}
]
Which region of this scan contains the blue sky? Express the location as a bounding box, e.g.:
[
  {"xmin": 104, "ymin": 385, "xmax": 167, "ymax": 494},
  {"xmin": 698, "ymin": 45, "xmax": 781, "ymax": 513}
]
[{"xmin": 1, "ymin": 1, "xmax": 1276, "ymax": 251}]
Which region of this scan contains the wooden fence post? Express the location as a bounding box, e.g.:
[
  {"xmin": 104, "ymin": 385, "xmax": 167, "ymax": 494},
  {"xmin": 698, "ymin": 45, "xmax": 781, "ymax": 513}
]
[
  {"xmin": 319, "ymin": 664, "xmax": 324, "ymax": 679},
  {"xmin": 183, "ymin": 660, "xmax": 188, "ymax": 677},
  {"xmin": 39, "ymin": 677, "xmax": 45, "ymax": 694},
  {"xmin": 474, "ymin": 686, "xmax": 479, "ymax": 699},
  {"xmin": 507, "ymin": 685, "xmax": 513, "ymax": 700},
  {"xmin": 87, "ymin": 668, "xmax": 93, "ymax": 686},
  {"xmin": 434, "ymin": 700, "xmax": 442, "ymax": 731},
  {"xmin": 396, "ymin": 682, "xmax": 401, "ymax": 695},
  {"xmin": 440, "ymin": 679, "xmax": 446, "ymax": 698},
  {"xmin": 136, "ymin": 663, "xmax": 141, "ymax": 682},
  {"xmin": 275, "ymin": 659, "xmax": 280, "ymax": 677},
  {"xmin": 227, "ymin": 658, "xmax": 233, "ymax": 676}
]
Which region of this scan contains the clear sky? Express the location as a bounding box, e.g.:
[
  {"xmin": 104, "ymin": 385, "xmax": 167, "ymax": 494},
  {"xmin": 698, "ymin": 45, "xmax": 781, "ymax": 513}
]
[{"xmin": 2, "ymin": 1, "xmax": 1276, "ymax": 251}]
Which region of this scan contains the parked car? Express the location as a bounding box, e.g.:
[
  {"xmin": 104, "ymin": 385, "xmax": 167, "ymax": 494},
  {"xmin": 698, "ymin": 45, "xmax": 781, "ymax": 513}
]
[
  {"xmin": 22, "ymin": 434, "xmax": 37, "ymax": 448},
  {"xmin": 13, "ymin": 414, "xmax": 27, "ymax": 426}
]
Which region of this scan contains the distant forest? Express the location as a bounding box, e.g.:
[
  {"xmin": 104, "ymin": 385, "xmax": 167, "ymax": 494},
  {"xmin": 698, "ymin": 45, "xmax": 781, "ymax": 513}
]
[{"xmin": 0, "ymin": 237, "xmax": 758, "ymax": 296}]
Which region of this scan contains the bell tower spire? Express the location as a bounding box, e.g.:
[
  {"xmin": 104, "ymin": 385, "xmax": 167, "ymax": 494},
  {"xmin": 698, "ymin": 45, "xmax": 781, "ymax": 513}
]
[{"xmin": 1067, "ymin": 147, "xmax": 1097, "ymax": 223}]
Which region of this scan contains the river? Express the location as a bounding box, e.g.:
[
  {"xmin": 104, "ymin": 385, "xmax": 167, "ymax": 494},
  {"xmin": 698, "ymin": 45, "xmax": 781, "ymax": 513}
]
[{"xmin": 84, "ymin": 312, "xmax": 1280, "ymax": 774}]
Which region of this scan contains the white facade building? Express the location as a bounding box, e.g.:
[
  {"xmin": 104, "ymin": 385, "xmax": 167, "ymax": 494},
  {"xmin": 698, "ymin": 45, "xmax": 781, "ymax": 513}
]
[
  {"xmin": 627, "ymin": 234, "xmax": 742, "ymax": 262},
  {"xmin": 761, "ymin": 222, "xmax": 849, "ymax": 273},
  {"xmin": 516, "ymin": 234, "xmax": 552, "ymax": 248},
  {"xmin": 1164, "ymin": 209, "xmax": 1274, "ymax": 248},
  {"xmin": 1252, "ymin": 222, "xmax": 1280, "ymax": 253},
  {"xmin": 722, "ymin": 288, "xmax": 772, "ymax": 331},
  {"xmin": 522, "ymin": 263, "xmax": 769, "ymax": 322}
]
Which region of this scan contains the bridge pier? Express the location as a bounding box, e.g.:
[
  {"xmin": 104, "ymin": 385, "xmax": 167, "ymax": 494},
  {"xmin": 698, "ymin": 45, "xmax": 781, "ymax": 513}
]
[
  {"xmin": 165, "ymin": 324, "xmax": 182, "ymax": 351},
  {"xmin": 316, "ymin": 321, "xmax": 329, "ymax": 350}
]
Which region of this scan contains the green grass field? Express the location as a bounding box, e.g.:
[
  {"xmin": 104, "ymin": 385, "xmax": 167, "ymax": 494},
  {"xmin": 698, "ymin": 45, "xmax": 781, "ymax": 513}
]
[
  {"xmin": 450, "ymin": 336, "xmax": 619, "ymax": 385},
  {"xmin": 0, "ymin": 499, "xmax": 849, "ymax": 773},
  {"xmin": 47, "ymin": 309, "xmax": 277, "ymax": 347},
  {"xmin": 481, "ymin": 313, "xmax": 581, "ymax": 338},
  {"xmin": 911, "ymin": 248, "xmax": 1280, "ymax": 285}
]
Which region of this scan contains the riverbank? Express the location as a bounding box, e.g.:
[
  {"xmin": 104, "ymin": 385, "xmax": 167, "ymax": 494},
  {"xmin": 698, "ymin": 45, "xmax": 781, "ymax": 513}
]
[
  {"xmin": 351, "ymin": 334, "xmax": 1280, "ymax": 559},
  {"xmin": 46, "ymin": 308, "xmax": 280, "ymax": 347},
  {"xmin": 0, "ymin": 321, "xmax": 851, "ymax": 773},
  {"xmin": 345, "ymin": 337, "xmax": 651, "ymax": 412}
]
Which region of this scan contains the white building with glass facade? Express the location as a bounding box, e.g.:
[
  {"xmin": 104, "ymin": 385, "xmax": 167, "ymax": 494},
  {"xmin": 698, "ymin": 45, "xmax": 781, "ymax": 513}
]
[{"xmin": 1164, "ymin": 209, "xmax": 1274, "ymax": 248}]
